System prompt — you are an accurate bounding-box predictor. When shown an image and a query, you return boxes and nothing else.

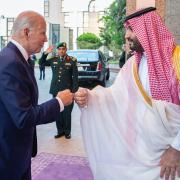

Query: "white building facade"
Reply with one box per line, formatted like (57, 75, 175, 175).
(44, 0, 72, 49)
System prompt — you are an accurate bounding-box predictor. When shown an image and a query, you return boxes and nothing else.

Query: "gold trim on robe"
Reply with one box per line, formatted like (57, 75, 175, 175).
(133, 60, 152, 106)
(173, 46, 180, 83)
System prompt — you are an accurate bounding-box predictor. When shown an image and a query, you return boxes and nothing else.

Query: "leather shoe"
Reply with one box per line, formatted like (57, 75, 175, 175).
(54, 133, 64, 139)
(65, 134, 71, 139)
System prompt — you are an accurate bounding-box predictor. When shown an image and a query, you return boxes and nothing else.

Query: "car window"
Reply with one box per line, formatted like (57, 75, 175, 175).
(67, 51, 99, 61)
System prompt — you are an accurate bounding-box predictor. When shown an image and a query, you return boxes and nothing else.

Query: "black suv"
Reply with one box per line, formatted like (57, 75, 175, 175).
(67, 49, 110, 87)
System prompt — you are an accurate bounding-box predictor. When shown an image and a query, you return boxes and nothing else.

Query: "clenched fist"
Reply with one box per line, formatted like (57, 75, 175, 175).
(74, 88, 88, 108)
(56, 89, 74, 106)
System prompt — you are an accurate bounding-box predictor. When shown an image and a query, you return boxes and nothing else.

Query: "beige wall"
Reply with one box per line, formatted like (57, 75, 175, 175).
(126, 0, 180, 44)
(126, 0, 156, 14)
(165, 0, 180, 44)
(126, 0, 136, 15)
(156, 0, 165, 20)
(126, 0, 165, 19)
(136, 0, 155, 9)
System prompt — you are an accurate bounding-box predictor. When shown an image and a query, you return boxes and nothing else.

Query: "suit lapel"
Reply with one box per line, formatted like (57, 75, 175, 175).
(27, 61, 39, 103)
(7, 42, 39, 103)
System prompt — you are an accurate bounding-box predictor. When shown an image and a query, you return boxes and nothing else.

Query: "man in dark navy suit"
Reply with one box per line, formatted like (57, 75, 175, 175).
(0, 11, 73, 180)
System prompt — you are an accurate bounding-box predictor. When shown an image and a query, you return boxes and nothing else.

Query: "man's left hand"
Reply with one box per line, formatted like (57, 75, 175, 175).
(160, 146, 180, 180)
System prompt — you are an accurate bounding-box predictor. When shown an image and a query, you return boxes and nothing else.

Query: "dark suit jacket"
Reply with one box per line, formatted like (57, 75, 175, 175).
(0, 42, 60, 179)
(119, 51, 125, 68)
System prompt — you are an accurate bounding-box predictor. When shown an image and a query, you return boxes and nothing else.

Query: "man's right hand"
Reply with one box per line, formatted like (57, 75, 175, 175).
(45, 45, 54, 54)
(56, 90, 74, 106)
(74, 88, 88, 108)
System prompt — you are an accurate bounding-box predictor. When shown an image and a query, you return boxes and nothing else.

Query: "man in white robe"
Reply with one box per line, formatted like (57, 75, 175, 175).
(75, 7, 180, 180)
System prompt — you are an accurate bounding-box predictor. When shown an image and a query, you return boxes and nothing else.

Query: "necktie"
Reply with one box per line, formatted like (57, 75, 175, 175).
(28, 58, 32, 66)
(27, 58, 34, 73)
(27, 58, 38, 94)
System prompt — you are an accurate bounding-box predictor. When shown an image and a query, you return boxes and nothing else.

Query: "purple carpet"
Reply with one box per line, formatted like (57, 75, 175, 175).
(32, 152, 93, 180)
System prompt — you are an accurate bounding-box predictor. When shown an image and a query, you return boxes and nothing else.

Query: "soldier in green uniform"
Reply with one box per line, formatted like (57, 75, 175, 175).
(39, 42, 78, 139)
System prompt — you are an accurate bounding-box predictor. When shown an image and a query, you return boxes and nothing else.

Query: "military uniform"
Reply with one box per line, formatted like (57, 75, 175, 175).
(39, 46, 78, 137)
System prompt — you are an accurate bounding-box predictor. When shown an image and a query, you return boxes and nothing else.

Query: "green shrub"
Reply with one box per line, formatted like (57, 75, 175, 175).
(77, 33, 102, 49)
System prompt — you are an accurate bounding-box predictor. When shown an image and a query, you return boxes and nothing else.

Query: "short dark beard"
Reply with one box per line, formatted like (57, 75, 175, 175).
(130, 37, 144, 53)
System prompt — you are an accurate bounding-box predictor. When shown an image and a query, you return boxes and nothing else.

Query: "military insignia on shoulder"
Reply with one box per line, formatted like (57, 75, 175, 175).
(70, 56, 77, 61)
(66, 56, 71, 62)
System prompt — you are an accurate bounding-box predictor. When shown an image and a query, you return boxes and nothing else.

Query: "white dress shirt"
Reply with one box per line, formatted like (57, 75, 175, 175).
(138, 53, 180, 151)
(10, 39, 64, 112)
(10, 39, 29, 61)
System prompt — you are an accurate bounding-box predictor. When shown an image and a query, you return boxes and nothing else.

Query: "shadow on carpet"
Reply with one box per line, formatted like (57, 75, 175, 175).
(32, 152, 93, 180)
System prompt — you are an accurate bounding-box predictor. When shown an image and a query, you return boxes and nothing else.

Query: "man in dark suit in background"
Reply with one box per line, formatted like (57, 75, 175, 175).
(30, 54, 37, 70)
(119, 44, 133, 68)
(38, 59, 46, 80)
(39, 43, 78, 139)
(0, 11, 73, 180)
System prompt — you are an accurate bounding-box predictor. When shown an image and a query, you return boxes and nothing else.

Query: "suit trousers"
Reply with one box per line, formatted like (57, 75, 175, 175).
(0, 164, 31, 180)
(39, 68, 45, 80)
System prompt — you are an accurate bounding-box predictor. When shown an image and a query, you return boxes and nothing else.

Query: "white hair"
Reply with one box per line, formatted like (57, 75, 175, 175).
(12, 11, 44, 36)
